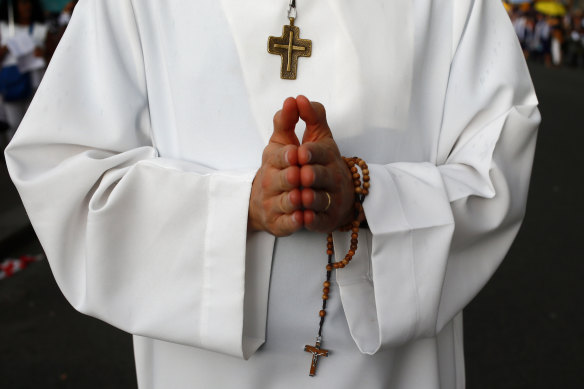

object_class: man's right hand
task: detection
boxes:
[248,97,304,237]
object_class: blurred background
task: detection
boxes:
[1,0,583,388]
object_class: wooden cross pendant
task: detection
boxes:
[268,18,312,80]
[304,340,329,376]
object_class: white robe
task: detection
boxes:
[5,0,539,388]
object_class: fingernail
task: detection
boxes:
[306,151,312,163]
[293,212,301,226]
[284,150,290,164]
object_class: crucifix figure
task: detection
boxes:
[304,339,329,376]
[268,18,312,80]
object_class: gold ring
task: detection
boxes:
[324,192,332,212]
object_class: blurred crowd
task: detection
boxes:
[506,1,584,68]
[0,0,76,148]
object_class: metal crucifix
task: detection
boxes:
[268,17,312,80]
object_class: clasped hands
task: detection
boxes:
[248,95,355,237]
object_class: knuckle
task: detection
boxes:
[260,174,271,191]
[279,193,289,213]
[262,145,277,163]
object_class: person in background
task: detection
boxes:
[565,10,584,68]
[44,0,78,64]
[0,0,46,140]
[550,18,564,67]
[58,0,77,26]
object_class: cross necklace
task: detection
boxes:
[267,0,312,80]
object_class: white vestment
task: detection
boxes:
[5,0,539,388]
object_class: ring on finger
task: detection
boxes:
[324,191,332,212]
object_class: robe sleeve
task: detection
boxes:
[4,0,273,359]
[334,0,540,353]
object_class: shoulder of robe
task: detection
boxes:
[73,0,141,35]
[80,0,136,14]
[450,0,478,57]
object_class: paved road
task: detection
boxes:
[0,61,582,388]
[465,62,584,388]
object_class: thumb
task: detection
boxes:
[271,97,300,146]
[297,95,332,143]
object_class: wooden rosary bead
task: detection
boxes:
[314,156,370,350]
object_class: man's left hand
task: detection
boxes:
[296,95,355,233]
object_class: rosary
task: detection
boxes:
[268,1,371,377]
[304,157,370,376]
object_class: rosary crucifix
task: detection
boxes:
[304,338,329,376]
[267,0,312,79]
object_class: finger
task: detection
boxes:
[282,166,301,190]
[266,144,299,169]
[301,188,333,212]
[258,166,300,202]
[272,189,302,214]
[296,95,325,126]
[302,209,333,233]
[298,140,337,166]
[272,210,304,237]
[300,164,334,189]
[271,97,300,146]
[296,95,332,143]
[266,166,300,193]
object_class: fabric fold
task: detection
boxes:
[334,0,539,353]
[5,0,270,360]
